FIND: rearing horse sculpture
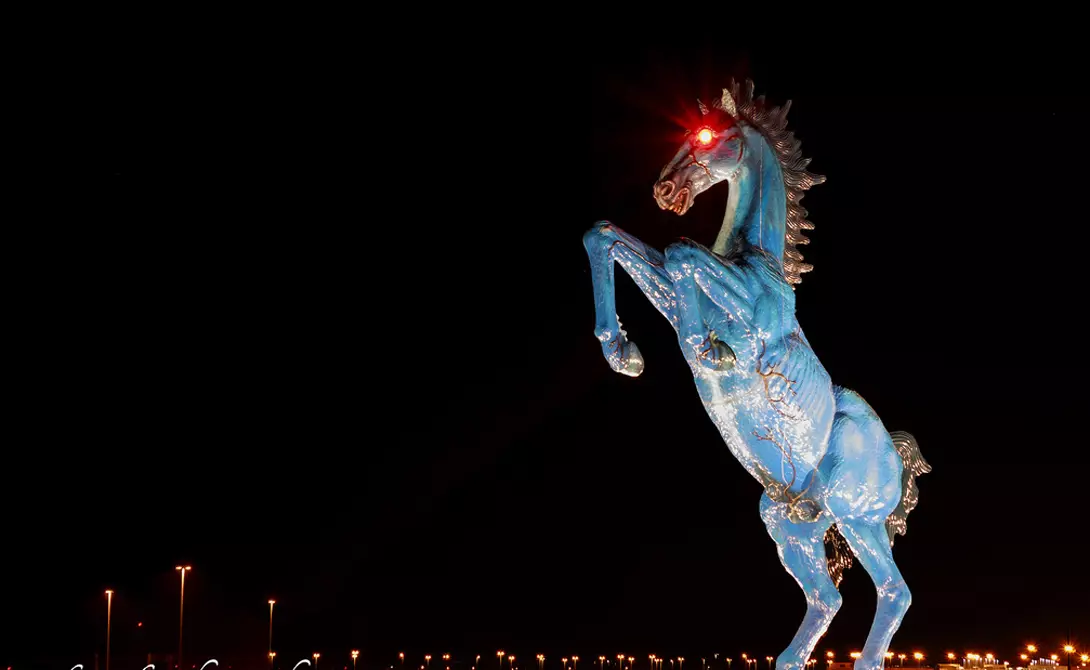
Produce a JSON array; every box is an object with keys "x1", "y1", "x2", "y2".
[{"x1": 583, "y1": 80, "x2": 930, "y2": 669}]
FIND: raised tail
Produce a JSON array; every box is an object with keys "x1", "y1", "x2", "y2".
[{"x1": 885, "y1": 431, "x2": 931, "y2": 545}]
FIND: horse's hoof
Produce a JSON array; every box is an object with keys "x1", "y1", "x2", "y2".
[
  {"x1": 618, "y1": 340, "x2": 644, "y2": 377},
  {"x1": 606, "y1": 338, "x2": 644, "y2": 377}
]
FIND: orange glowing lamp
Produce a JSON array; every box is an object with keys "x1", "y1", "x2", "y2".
[{"x1": 697, "y1": 128, "x2": 714, "y2": 145}]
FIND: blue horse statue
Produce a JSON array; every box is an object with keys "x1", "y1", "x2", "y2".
[{"x1": 583, "y1": 80, "x2": 930, "y2": 669}]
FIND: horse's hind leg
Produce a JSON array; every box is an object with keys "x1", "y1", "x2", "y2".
[
  {"x1": 837, "y1": 520, "x2": 911, "y2": 670},
  {"x1": 759, "y1": 495, "x2": 842, "y2": 670}
]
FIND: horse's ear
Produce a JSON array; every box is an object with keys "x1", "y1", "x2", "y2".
[
  {"x1": 720, "y1": 88, "x2": 738, "y2": 117},
  {"x1": 697, "y1": 98, "x2": 709, "y2": 115}
]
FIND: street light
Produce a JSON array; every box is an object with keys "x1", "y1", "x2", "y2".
[
  {"x1": 574, "y1": 657, "x2": 581, "y2": 670},
  {"x1": 913, "y1": 653, "x2": 923, "y2": 668},
  {"x1": 175, "y1": 566, "x2": 191, "y2": 670},
  {"x1": 105, "y1": 590, "x2": 114, "y2": 670},
  {"x1": 313, "y1": 653, "x2": 320, "y2": 670},
  {"x1": 352, "y1": 652, "x2": 359, "y2": 670},
  {"x1": 268, "y1": 600, "x2": 276, "y2": 660},
  {"x1": 269, "y1": 652, "x2": 277, "y2": 669},
  {"x1": 1065, "y1": 647, "x2": 1076, "y2": 670}
]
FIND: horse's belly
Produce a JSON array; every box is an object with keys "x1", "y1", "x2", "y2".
[{"x1": 693, "y1": 370, "x2": 835, "y2": 489}]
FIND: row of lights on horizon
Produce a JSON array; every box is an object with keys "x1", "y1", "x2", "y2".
[
  {"x1": 266, "y1": 652, "x2": 363, "y2": 670},
  {"x1": 104, "y1": 567, "x2": 364, "y2": 670},
  {"x1": 391, "y1": 648, "x2": 1087, "y2": 670},
  {"x1": 96, "y1": 574, "x2": 1084, "y2": 670}
]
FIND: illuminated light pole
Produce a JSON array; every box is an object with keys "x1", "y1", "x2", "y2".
[
  {"x1": 765, "y1": 659, "x2": 772, "y2": 670},
  {"x1": 538, "y1": 655, "x2": 545, "y2": 670},
  {"x1": 426, "y1": 656, "x2": 432, "y2": 670},
  {"x1": 105, "y1": 590, "x2": 114, "y2": 670},
  {"x1": 313, "y1": 653, "x2": 320, "y2": 670},
  {"x1": 499, "y1": 652, "x2": 506, "y2": 670},
  {"x1": 1064, "y1": 647, "x2": 1076, "y2": 670},
  {"x1": 268, "y1": 600, "x2": 276, "y2": 660},
  {"x1": 600, "y1": 658, "x2": 606, "y2": 670},
  {"x1": 400, "y1": 655, "x2": 406, "y2": 670},
  {"x1": 898, "y1": 656, "x2": 906, "y2": 668},
  {"x1": 175, "y1": 565, "x2": 191, "y2": 670},
  {"x1": 914, "y1": 654, "x2": 923, "y2": 668},
  {"x1": 727, "y1": 659, "x2": 732, "y2": 670},
  {"x1": 269, "y1": 653, "x2": 277, "y2": 669},
  {"x1": 352, "y1": 652, "x2": 359, "y2": 670},
  {"x1": 510, "y1": 656, "x2": 516, "y2": 670}
]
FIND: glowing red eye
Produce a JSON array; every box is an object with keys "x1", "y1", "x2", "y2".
[{"x1": 697, "y1": 128, "x2": 714, "y2": 144}]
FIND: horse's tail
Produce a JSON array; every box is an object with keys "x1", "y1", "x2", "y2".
[{"x1": 885, "y1": 430, "x2": 931, "y2": 545}]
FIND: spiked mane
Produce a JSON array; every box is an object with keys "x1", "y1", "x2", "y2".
[{"x1": 714, "y1": 80, "x2": 825, "y2": 286}]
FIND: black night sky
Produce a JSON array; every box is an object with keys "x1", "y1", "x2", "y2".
[{"x1": 8, "y1": 33, "x2": 1088, "y2": 670}]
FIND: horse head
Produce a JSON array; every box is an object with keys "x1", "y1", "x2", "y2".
[{"x1": 653, "y1": 88, "x2": 745, "y2": 217}]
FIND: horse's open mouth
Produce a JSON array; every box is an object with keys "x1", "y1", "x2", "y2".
[{"x1": 654, "y1": 182, "x2": 693, "y2": 215}]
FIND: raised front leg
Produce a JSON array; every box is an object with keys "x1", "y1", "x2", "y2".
[
  {"x1": 665, "y1": 239, "x2": 755, "y2": 370},
  {"x1": 582, "y1": 221, "x2": 679, "y2": 376}
]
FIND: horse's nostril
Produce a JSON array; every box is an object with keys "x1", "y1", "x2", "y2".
[{"x1": 655, "y1": 180, "x2": 675, "y2": 199}]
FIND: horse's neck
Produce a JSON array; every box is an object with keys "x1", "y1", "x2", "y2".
[{"x1": 711, "y1": 128, "x2": 787, "y2": 261}]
